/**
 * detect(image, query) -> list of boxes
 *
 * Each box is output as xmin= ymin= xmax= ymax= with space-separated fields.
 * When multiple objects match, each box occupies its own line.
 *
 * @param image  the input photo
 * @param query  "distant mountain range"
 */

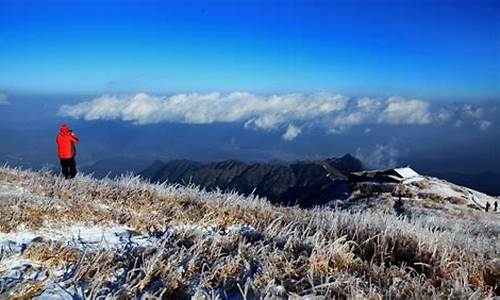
xmin=140 ymin=154 xmax=364 ymax=207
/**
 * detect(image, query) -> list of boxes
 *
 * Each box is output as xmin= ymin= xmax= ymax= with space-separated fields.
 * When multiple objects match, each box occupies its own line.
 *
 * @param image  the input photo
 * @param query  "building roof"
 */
xmin=350 ymin=166 xmax=421 ymax=183
xmin=391 ymin=167 xmax=420 ymax=179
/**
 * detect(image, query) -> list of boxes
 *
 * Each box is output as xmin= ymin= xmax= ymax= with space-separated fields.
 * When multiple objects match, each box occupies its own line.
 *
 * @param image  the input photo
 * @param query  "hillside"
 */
xmin=427 ymin=171 xmax=500 ymax=196
xmin=345 ymin=174 xmax=500 ymax=222
xmin=0 ymin=166 xmax=499 ymax=298
xmin=140 ymin=154 xmax=364 ymax=207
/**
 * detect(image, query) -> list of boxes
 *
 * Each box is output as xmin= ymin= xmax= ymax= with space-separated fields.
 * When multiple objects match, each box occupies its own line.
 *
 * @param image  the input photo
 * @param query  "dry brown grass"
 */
xmin=10 ymin=281 xmax=45 ymax=299
xmin=23 ymin=242 xmax=79 ymax=267
xmin=1 ymin=166 xmax=499 ymax=298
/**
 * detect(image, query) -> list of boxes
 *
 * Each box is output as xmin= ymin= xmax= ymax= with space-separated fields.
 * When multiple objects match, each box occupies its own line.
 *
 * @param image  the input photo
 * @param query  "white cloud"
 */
xmin=377 ymin=97 xmax=431 ymax=125
xmin=59 ymin=92 xmax=347 ymax=129
xmin=332 ymin=111 xmax=367 ymax=127
xmin=282 ymin=124 xmax=302 ymax=141
xmin=0 ymin=92 xmax=8 ymax=105
xmin=60 ymin=92 xmax=478 ymax=137
xmin=331 ymin=98 xmax=380 ymax=127
xmin=327 ymin=96 xmax=432 ymax=133
xmin=476 ymin=120 xmax=492 ymax=131
xmin=357 ymin=97 xmax=382 ymax=112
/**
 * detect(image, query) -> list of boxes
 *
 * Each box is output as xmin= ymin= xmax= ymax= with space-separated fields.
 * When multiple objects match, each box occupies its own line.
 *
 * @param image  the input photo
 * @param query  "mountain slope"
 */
xmin=0 ymin=166 xmax=499 ymax=298
xmin=140 ymin=154 xmax=364 ymax=207
xmin=427 ymin=171 xmax=500 ymax=196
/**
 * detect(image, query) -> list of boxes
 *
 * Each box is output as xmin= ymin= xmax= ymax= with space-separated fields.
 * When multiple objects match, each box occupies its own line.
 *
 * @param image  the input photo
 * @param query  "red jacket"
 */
xmin=56 ymin=124 xmax=79 ymax=159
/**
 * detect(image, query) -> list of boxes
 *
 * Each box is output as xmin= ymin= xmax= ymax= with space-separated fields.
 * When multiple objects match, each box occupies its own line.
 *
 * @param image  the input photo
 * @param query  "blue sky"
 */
xmin=0 ymin=0 xmax=499 ymax=100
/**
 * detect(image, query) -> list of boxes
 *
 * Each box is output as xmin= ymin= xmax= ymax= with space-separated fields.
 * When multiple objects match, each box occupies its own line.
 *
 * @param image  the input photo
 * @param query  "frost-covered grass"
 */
xmin=0 ymin=166 xmax=499 ymax=299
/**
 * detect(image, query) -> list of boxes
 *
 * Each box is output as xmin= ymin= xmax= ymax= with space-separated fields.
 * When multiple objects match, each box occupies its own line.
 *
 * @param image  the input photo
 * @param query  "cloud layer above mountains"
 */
xmin=59 ymin=92 xmax=494 ymax=140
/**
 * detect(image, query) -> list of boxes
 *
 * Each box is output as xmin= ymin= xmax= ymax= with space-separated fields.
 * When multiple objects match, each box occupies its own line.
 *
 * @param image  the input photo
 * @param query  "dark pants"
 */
xmin=60 ymin=157 xmax=77 ymax=179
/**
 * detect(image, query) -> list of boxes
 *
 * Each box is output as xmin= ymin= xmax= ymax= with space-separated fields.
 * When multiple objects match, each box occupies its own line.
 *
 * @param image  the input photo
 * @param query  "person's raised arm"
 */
xmin=70 ymin=131 xmax=79 ymax=144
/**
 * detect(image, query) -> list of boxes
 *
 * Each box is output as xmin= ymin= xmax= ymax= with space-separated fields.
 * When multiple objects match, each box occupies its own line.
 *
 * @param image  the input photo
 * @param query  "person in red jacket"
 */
xmin=56 ymin=124 xmax=79 ymax=179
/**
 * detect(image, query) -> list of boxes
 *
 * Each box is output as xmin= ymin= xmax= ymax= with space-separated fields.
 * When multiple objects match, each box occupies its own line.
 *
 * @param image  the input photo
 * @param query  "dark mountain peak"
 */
xmin=325 ymin=154 xmax=364 ymax=174
xmin=327 ymin=153 xmax=358 ymax=163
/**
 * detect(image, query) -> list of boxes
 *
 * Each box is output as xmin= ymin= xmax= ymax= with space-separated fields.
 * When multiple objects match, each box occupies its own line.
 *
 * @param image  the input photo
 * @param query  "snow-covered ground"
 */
xmin=408 ymin=176 xmax=498 ymax=210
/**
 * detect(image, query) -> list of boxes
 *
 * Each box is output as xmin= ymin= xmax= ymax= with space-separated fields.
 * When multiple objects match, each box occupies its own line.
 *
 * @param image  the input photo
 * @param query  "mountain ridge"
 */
xmin=140 ymin=154 xmax=364 ymax=207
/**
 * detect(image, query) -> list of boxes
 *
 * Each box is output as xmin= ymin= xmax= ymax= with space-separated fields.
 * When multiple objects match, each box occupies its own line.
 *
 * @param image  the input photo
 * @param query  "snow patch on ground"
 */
xmin=168 ymin=223 xmax=257 ymax=237
xmin=0 ymin=181 xmax=26 ymax=197
xmin=0 ymin=224 xmax=150 ymax=254
xmin=420 ymin=178 xmax=465 ymax=198
xmin=410 ymin=177 xmax=498 ymax=210
xmin=0 ymin=222 xmax=258 ymax=265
